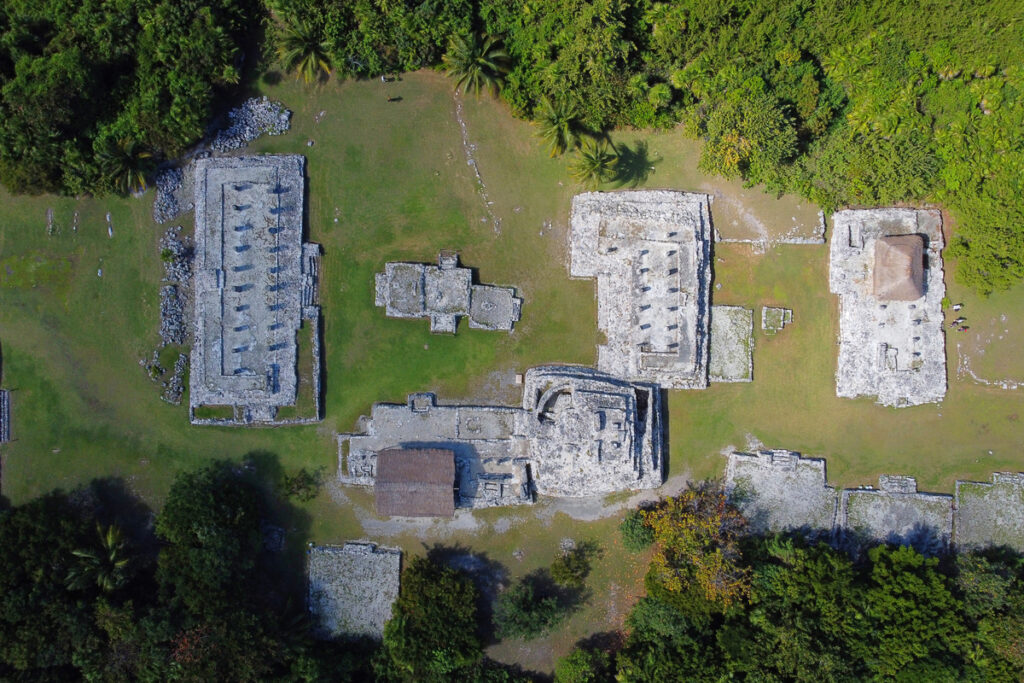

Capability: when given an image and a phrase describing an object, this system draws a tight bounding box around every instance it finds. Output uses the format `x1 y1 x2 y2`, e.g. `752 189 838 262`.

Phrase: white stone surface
954 473 1024 551
307 542 401 640
709 305 753 382
337 365 664 508
829 208 946 407
189 155 321 424
569 191 712 389
725 450 838 534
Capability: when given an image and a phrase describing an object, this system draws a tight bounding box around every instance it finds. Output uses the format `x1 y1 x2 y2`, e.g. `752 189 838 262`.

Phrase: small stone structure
307 542 401 640
709 306 753 382
0 389 10 443
189 155 322 425
829 209 946 407
374 251 522 334
839 476 953 555
954 473 1024 552
338 365 664 511
569 191 712 389
761 307 792 335
725 450 838 534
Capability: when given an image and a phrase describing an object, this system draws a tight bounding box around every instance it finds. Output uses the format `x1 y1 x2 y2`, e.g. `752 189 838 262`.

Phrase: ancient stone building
307 542 401 639
569 191 713 389
189 155 322 424
337 365 664 512
829 208 946 407
375 250 522 333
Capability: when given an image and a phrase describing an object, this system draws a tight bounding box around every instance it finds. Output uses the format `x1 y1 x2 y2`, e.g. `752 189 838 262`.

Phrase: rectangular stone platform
189 155 321 425
570 191 712 389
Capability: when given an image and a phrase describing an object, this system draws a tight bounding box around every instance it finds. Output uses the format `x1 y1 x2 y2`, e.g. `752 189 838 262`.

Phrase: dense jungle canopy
0 0 1021 292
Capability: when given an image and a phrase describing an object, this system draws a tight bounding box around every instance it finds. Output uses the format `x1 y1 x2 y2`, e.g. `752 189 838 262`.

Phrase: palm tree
66 524 131 593
277 16 331 84
535 98 583 157
96 138 154 195
442 33 510 96
570 139 618 188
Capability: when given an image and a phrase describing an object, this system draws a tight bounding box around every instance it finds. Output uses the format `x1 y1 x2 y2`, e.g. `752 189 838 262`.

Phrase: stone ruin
709 305 753 383
337 365 664 512
189 155 322 425
726 450 1024 555
307 542 401 640
374 250 522 334
726 450 838 536
761 307 792 335
0 389 9 444
829 209 946 407
839 475 953 556
569 191 712 389
954 473 1024 552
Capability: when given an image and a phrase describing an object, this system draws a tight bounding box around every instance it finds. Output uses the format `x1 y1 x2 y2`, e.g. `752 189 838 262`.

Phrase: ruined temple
337 365 664 512
829 208 946 407
189 155 322 424
569 191 713 389
374 250 522 333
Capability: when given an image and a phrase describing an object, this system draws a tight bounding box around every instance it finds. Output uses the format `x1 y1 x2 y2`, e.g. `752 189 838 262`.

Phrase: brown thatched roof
375 448 455 518
874 235 925 301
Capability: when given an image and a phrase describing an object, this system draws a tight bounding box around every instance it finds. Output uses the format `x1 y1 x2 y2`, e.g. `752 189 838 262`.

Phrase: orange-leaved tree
643 481 751 608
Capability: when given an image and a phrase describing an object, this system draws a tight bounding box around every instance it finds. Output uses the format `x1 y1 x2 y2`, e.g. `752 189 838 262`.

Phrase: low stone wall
0 389 10 443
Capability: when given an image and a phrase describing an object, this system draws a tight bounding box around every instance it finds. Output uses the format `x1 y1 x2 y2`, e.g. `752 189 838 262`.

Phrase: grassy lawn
1 69 1023 673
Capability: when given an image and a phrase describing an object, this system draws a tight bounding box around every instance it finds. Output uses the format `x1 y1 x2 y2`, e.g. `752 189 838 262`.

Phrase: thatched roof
874 235 925 301
375 448 455 517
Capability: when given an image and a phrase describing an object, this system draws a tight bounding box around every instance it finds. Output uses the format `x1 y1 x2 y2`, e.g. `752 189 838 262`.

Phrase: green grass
1 69 1023 674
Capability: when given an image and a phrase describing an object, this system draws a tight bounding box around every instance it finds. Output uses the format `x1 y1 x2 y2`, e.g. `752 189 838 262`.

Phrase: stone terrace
570 191 712 389
829 208 946 407
725 450 838 535
190 155 321 425
839 475 953 555
307 542 401 640
338 365 663 511
375 251 522 334
954 473 1024 552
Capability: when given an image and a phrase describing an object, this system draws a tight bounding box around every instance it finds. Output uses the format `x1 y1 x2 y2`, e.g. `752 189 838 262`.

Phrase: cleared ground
1 70 1023 673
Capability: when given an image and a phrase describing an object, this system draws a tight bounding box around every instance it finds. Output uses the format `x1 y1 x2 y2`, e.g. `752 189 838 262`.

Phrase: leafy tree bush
0 0 253 196
493 572 564 640
554 646 613 683
643 482 751 607
380 555 482 680
619 508 655 551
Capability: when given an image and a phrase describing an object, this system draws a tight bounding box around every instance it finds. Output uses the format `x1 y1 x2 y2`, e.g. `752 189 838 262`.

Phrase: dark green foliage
0 0 252 196
380 555 482 680
282 465 326 502
155 460 263 617
493 572 564 640
617 534 1024 681
554 646 613 683
0 493 97 675
619 508 654 551
442 33 510 96
550 541 599 590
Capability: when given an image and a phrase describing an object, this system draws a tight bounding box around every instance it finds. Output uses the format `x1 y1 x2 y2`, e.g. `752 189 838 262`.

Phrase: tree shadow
238 450 316 608
425 543 509 645
70 477 158 557
612 140 661 188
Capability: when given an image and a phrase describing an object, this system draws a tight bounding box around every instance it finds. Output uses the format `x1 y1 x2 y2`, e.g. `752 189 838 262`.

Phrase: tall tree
442 33 510 96
535 98 584 157
276 15 332 84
